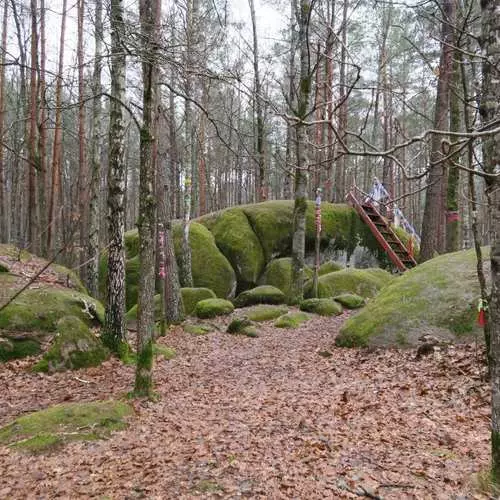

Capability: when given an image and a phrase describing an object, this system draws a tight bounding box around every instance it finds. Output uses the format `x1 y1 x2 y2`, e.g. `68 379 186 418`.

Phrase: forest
0 0 500 496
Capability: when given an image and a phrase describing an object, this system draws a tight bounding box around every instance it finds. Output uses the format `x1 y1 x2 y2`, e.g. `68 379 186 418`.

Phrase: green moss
201 208 265 289
305 268 393 299
259 257 313 297
318 261 343 275
173 222 237 298
0 287 104 333
153 344 176 360
181 287 216 315
333 293 365 309
234 285 286 307
299 298 343 316
49 264 87 294
227 317 254 334
336 248 487 347
0 400 133 453
0 244 32 262
32 316 109 373
245 304 289 321
0 261 10 272
124 229 140 259
274 311 311 328
0 338 41 362
183 323 213 335
194 298 234 319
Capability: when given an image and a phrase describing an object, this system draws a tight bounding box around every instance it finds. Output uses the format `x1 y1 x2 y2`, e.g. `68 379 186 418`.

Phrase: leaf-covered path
0 313 490 499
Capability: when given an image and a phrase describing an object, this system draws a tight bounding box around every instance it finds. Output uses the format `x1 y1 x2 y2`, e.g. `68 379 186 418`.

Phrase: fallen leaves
0 312 492 499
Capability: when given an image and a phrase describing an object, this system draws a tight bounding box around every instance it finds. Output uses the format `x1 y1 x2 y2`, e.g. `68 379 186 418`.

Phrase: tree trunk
135 0 159 398
420 0 455 261
47 0 67 254
38 0 47 255
479 0 500 483
249 0 266 201
77 0 88 275
0 0 8 242
103 0 128 356
87 0 103 298
289 0 312 305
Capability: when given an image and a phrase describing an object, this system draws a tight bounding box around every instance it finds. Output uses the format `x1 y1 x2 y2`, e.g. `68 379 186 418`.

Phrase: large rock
33 316 109 373
234 285 286 307
181 287 217 315
305 268 394 299
0 276 104 333
336 248 485 347
259 257 313 297
194 298 235 318
299 298 343 316
200 208 265 290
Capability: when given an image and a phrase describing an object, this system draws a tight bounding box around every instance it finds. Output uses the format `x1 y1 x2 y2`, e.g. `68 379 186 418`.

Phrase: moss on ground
0 400 132 453
319 261 343 275
124 229 140 259
173 222 236 298
299 298 343 316
0 286 104 333
194 298 234 319
0 260 10 272
32 316 109 373
274 311 311 328
244 304 289 322
234 285 286 308
153 344 176 360
333 293 365 309
183 323 213 335
200 208 265 290
336 248 486 347
0 337 41 362
181 287 216 315
49 264 87 294
304 268 393 299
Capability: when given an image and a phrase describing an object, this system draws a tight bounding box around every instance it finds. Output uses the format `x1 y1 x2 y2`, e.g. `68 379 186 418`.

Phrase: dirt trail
0 312 490 499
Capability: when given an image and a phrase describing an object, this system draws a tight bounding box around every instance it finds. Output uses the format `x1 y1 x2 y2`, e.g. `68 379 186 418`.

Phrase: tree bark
47 0 67 254
420 0 455 261
87 0 103 298
0 0 8 242
289 0 312 305
103 0 128 356
135 0 159 398
479 0 500 483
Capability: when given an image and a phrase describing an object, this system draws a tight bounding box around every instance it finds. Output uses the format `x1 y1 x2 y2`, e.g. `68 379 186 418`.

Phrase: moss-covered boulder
334 293 365 309
319 261 343 275
336 248 486 347
173 222 237 298
33 316 109 373
0 400 132 453
305 268 394 299
258 257 313 297
0 337 41 362
0 260 10 272
299 298 343 316
194 298 234 319
0 284 104 333
226 317 257 337
245 304 289 322
274 311 311 328
181 287 216 315
234 285 286 307
199 208 265 290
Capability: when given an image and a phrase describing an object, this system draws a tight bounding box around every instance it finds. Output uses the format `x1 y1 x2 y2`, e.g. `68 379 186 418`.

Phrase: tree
289 0 313 304
103 0 128 355
479 0 500 484
0 0 8 243
420 0 455 261
87 0 103 297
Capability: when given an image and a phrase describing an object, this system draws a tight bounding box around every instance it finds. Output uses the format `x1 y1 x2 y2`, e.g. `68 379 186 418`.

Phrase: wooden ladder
346 191 417 272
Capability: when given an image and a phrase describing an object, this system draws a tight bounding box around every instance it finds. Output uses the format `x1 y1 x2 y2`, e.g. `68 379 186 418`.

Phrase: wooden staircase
346 190 417 272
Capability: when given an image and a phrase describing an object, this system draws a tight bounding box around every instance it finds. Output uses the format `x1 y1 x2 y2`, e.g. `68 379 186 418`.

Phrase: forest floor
0 311 491 499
